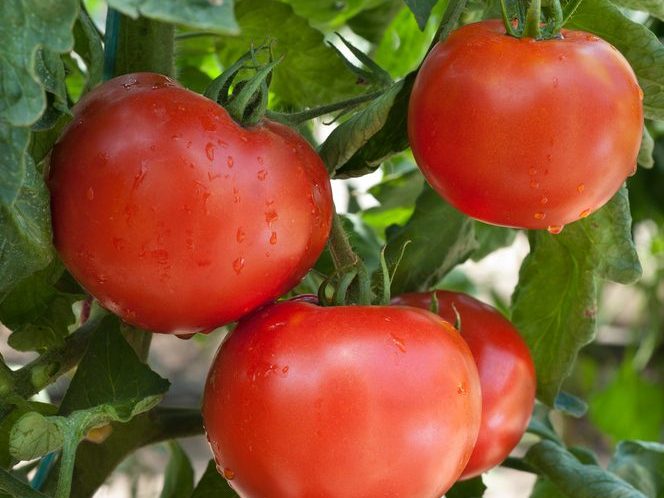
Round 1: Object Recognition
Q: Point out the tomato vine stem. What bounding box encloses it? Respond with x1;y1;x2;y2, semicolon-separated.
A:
523;0;542;38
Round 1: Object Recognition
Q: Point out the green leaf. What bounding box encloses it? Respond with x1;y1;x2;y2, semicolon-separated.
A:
9;411;63;461
210;0;360;108
384;184;478;295
33;48;69;122
0;0;78;127
404;0;441;30
638;127;655;169
511;187;642;405
530;477;569;498
554;391;588;418
347;0;403;44
471;222;517;261
0;261;83;352
73;8;104;93
320;78;406;176
0;468;49;498
160;442;194;498
0;123;53;299
589;356;664;443
107;0;239;34
191;460;239;498
0;401;56;467
446;476;487;498
609;441;664;498
566;0;664;121
58;315;170;419
610;0;664;20
277;0;386;27
525;440;648;498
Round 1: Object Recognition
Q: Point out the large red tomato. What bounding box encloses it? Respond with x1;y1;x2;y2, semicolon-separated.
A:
203;300;481;498
408;20;643;231
48;73;332;334
393;291;536;479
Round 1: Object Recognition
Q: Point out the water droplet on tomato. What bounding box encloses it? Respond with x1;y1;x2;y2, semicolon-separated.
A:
528;167;537;176
629;164;637;176
257;169;267;181
390;333;406;353
547;225;564;234
637;87;644;101
269;232;278;245
282;365;289;374
540;196;549;205
585;34;599;41
233;187;240;203
534;212;546;220
205;143;215;161
150;144;156;152
577;183;585;193
86;187;94;200
233;257;245;274
579;208;591;218
530;179;540;189
223;468;235;480
457;383;466;395
552;77;559;88
546;154;552;161
558;54;566;61
133;163;148;189
112;237;125;250
240;136;248;143
227;156;234;168
236;228;246;243
257;156;264;165
265;210;278;225
208;170;221;181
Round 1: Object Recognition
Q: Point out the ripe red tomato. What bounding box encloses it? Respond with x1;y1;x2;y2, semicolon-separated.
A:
393;291;536;479
203;300;481;497
48;73;332;334
408;20;643;231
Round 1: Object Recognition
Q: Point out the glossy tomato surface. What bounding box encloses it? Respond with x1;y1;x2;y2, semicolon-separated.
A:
408;20;643;230
203;300;482;498
393;291;536;479
48;73;332;333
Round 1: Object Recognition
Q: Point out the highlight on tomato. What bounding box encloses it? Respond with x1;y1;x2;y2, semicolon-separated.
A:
48;72;333;334
203;299;482;498
393;290;536;479
408;20;643;231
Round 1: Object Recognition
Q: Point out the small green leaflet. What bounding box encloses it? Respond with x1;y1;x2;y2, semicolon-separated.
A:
404;0;441;30
160;442;194;498
609;441;664;498
191;460;240;498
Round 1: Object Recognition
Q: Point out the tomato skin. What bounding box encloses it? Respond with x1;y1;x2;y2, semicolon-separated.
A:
393;291;536;479
408;20;643;230
203;301;482;498
48;73;332;334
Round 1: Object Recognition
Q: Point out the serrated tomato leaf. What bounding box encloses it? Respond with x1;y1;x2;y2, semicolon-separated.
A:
610;0;664;21
512;187;641;405
567;0;664;121
404;0;440;30
609;441;664;498
107;0;239;34
58;315;169;418
0;124;53;299
525;441;648;498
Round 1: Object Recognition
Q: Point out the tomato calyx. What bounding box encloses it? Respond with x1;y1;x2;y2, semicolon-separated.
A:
498;0;570;40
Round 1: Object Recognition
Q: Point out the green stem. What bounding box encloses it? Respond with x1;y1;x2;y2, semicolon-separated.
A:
113;14;175;77
0;468;49;498
0;354;13;397
502;456;537;474
266;91;382;127
328;213;359;270
54;427;82;498
523;0;542;38
545;0;564;34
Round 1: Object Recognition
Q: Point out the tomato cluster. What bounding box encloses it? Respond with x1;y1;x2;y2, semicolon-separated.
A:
47;15;641;498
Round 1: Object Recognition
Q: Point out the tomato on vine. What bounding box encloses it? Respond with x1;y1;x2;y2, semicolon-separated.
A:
408;20;643;231
48;73;333;334
203;299;482;497
393;290;536;479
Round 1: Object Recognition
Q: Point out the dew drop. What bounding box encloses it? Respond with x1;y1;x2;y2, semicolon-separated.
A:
233;187;240;203
232;257;245;274
269;232;278;245
457;383;466;395
553;77;559;88
265;210;279;224
629;164;637;177
546;154;552;161
223;468;235;480
579;208;591;219
227;156;234;168
534;212;546;220
577;183;585;193
528;167;537;176
86;187;94;200
257;169;267;181
547;225;564;234
530;179;540;189
205;143;215;161
558;54;566;61
540;196;549;205
282;366;289;374
257;156;264;165
637;87;644;101
236;228;246;243
390;333;406;353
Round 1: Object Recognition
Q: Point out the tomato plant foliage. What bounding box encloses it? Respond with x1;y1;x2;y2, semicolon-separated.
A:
0;0;663;497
